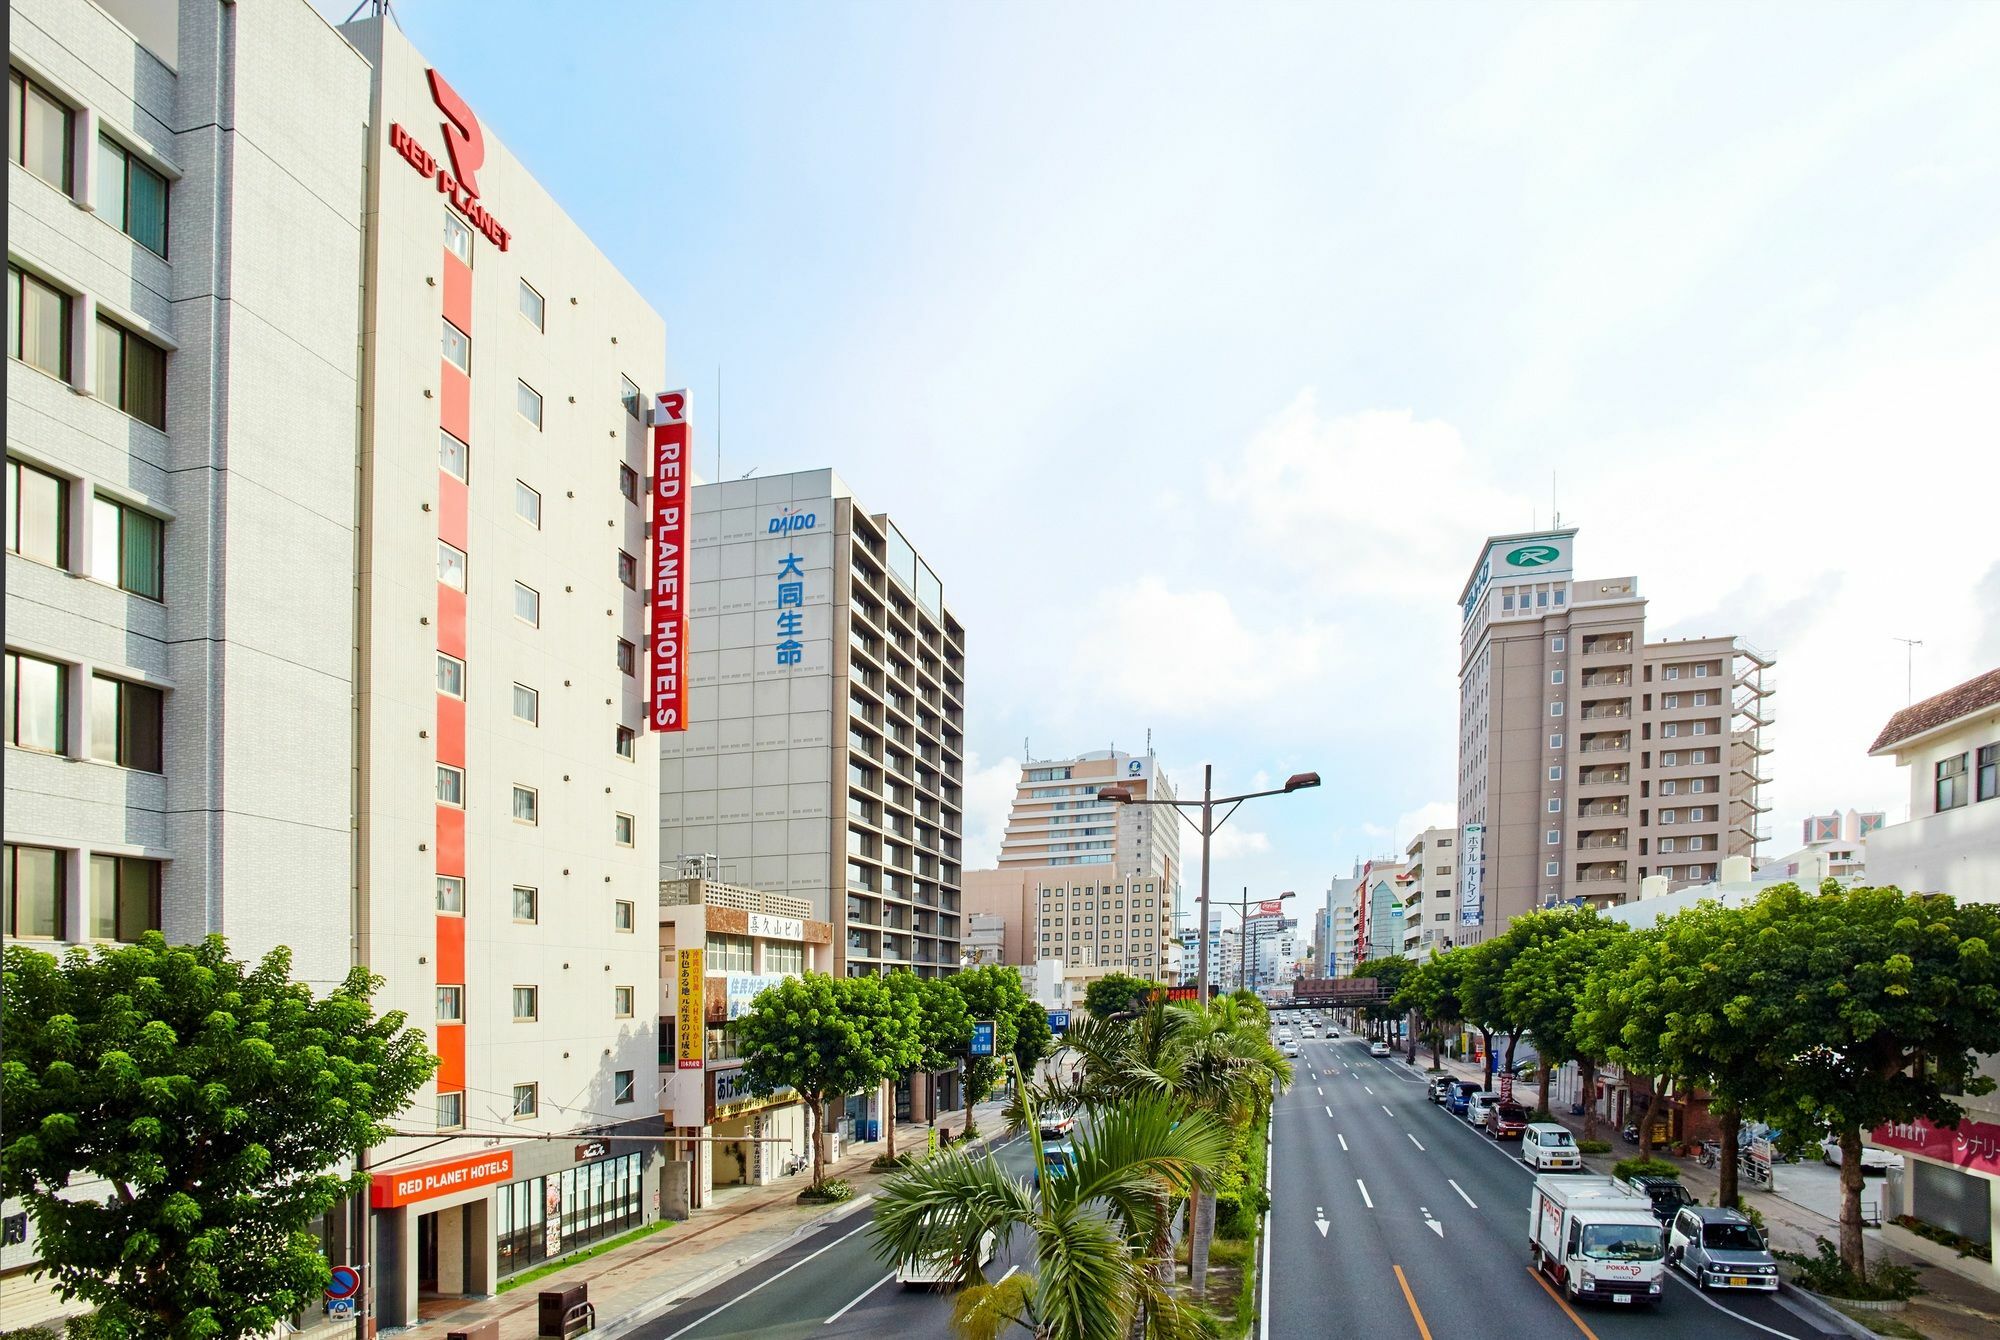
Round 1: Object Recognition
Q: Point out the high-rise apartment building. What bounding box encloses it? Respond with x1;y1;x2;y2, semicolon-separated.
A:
6;2;668;1326
1454;530;1774;942
658;469;966;978
1398;826;1457;956
963;748;1179;975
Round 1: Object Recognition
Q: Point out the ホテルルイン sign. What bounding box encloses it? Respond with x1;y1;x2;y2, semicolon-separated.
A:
369;1151;514;1207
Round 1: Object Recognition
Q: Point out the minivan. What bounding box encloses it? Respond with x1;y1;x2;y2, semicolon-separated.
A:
1446;1080;1482;1115
1523;1122;1582;1170
1465;1091;1501;1126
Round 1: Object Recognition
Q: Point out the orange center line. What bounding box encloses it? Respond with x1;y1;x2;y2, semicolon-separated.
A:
1526;1265;1603;1340
1392;1264;1434;1340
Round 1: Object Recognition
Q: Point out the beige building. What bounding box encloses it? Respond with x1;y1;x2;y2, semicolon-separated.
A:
963;748;1179;974
1397;826;1457;956
1454;530;1774;941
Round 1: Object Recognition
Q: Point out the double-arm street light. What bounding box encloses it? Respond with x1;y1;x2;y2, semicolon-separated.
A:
1098;765;1321;1007
1215;886;1295;994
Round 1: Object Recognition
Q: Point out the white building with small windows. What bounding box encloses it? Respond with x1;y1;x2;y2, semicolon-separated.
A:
7;1;667;1329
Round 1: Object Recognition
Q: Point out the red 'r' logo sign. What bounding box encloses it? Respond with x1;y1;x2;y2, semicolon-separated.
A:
426;69;484;199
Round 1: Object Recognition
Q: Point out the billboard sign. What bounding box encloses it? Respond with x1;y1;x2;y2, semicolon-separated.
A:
369;1151;514;1208
676;948;705;1070
1459;823;1485;927
648;391;690;731
725;972;790;1020
969;1020;997;1057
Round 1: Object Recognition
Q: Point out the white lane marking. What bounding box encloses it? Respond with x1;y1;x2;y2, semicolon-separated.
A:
823;1272;894;1325
1407;1133;1425;1151
1364;1085;1375;1095
1382;1105;1394;1117
1325;1105;1334;1118
1338;1133;1349;1151
1356;1179;1374;1209
1317;1087;1323;1097
1448;1178;1478;1208
997;1264;1019;1284
1668;1269;1814;1338
663;1218;874;1338
1258;1113;1274;1340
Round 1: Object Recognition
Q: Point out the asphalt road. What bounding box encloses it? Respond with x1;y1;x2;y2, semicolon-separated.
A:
1268;1031;1847;1340
628;1130;1037;1340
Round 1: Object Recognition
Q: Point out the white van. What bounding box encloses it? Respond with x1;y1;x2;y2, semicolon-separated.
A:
1528;1176;1667;1306
897;1227;999;1288
1524;1123;1583;1171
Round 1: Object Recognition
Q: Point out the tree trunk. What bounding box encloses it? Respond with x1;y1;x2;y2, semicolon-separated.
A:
1637;1080;1668;1158
1505;1031;1520;1072
884;1078;897;1163
1405;1010;1418;1063
808;1093;824;1191
1579;1058;1598;1140
1717;1106;1741;1208
1838;1125;1868;1277
963;1062;980;1140
1190;1188;1218;1296
1537;1058;1552;1115
1479;1029;1494;1085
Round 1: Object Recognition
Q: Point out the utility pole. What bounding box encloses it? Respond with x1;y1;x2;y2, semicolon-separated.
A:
1893;637;1922;705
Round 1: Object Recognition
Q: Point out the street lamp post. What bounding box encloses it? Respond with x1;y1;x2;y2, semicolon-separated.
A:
1098;765;1320;1008
1210;886;1296;993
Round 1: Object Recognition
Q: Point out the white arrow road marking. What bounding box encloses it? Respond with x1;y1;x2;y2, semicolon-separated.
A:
1356;1179;1374;1209
1448;1179;1477;1209
1421;1206;1443;1238
1337;1133;1349;1151
1315;1206;1330;1238
1408;1133;1425;1151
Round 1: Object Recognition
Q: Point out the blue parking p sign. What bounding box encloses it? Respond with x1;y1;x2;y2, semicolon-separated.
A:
969;1020;997;1057
1048;1010;1071;1033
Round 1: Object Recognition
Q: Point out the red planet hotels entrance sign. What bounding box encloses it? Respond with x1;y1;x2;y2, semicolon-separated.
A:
649;391;690;732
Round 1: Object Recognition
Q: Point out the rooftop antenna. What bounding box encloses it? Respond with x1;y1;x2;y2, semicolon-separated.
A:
345;0;402;25
739;466;758;479
1892;637;1923;706
1552;469;1559;528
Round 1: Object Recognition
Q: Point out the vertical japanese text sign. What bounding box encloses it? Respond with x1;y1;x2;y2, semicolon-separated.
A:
649;391;690;731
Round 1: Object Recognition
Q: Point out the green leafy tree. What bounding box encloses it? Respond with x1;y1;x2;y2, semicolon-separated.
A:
1501;911;1627;1114
735;972;918;1190
951;965;1042;1137
884;972;973;1164
1578;924;1681;1155
1358;955;1415;1051
1399;950;1466;1071
1567;928;1648;1140
1083;973;1162;1020
874;1079;1230;1340
1728;883;2000;1275
1;935;435;1340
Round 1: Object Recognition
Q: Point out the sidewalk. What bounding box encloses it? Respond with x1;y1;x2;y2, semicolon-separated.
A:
390;1100;1015;1340
1413;1051;2000;1340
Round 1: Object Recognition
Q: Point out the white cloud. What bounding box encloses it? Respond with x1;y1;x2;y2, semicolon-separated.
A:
1209;829;1271;860
1393;802;1457;841
1084;578;1339;716
960;752;1020;868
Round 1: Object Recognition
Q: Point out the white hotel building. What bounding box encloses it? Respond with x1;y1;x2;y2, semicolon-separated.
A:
7;0;663;1327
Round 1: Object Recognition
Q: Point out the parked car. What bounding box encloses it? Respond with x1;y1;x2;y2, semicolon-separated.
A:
1447;1080;1482;1116
1523;1122;1583;1171
1486;1101;1530;1140
1427;1075;1456;1104
1369;1041;1392;1057
1666;1206;1779;1292
1621;1172;1696;1225
1821;1136;1903;1174
1466;1091;1502;1126
1038;1108;1075;1141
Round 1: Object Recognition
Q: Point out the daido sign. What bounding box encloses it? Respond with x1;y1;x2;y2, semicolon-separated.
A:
388;71;512;251
768;506;817;535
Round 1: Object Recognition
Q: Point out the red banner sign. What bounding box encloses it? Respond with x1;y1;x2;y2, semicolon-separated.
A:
649;391;690;732
1872;1116;2000;1174
370;1150;514;1208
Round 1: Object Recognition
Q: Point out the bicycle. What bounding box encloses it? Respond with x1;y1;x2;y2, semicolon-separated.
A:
1698;1140;1721;1169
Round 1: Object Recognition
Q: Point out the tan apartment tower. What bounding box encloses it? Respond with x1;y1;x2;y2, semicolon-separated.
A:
1454;530;1774;942
962;749;1179;973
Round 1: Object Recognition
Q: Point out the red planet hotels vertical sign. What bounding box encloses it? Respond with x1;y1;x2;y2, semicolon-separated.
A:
649;392;690;732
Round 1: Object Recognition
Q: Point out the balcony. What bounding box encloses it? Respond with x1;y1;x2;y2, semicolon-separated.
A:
1578;834;1628;851
1579;801;1629;818
1581;672;1631;688
1579;769;1630;787
1582;637;1634;657
1580;704;1631;721
1580;735;1631;753
1575;867;1628;883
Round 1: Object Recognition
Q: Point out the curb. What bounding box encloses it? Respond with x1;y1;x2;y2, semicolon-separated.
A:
1775;1282;1890;1340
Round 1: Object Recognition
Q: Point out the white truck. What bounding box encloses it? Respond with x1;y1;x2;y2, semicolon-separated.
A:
1528;1175;1668;1307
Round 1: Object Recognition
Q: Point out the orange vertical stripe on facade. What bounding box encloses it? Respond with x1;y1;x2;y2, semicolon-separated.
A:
441;251;471;333
436;912;466;982
436;692;466;768
438;473;468;550
437;584;467;658
436;803;466;877
434;1022;466;1091
440;363;471;442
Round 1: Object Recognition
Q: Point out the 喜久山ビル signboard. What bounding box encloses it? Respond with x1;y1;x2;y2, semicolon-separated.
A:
1873;1116;2000;1174
969;1020;997;1057
746;912;804;941
677;948;705;1070
370;1150;513;1208
649;391;690;732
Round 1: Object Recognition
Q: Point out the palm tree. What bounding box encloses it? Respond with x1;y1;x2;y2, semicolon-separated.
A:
872;1085;1230;1340
1176;998;1289;1295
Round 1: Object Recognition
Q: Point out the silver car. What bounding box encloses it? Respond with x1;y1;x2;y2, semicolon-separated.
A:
1667;1206;1779;1291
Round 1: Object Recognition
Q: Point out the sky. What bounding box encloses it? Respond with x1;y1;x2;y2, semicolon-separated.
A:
327;0;2000;924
